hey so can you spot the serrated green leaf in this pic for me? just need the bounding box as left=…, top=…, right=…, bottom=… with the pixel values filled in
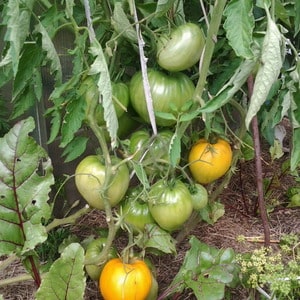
left=35, top=22, right=62, bottom=83
left=0, top=0, right=35, bottom=74
left=200, top=59, right=257, bottom=113
left=35, top=243, right=86, bottom=300
left=199, top=201, right=225, bottom=224
left=89, top=40, right=118, bottom=147
left=10, top=85, right=36, bottom=119
left=224, top=0, right=254, bottom=58
left=0, top=117, right=54, bottom=255
left=131, top=162, right=150, bottom=190
left=62, top=136, right=89, bottom=162
left=112, top=3, right=137, bottom=43
left=60, top=97, right=86, bottom=148
left=245, top=9, right=284, bottom=128
left=155, top=0, right=176, bottom=16
left=12, top=43, right=42, bottom=100
left=137, top=223, right=176, bottom=254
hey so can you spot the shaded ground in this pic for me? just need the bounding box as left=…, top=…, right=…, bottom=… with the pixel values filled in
left=1, top=133, right=299, bottom=299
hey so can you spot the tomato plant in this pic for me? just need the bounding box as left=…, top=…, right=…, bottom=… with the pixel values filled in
left=85, top=237, right=118, bottom=281
left=120, top=188, right=155, bottom=232
left=189, top=183, right=208, bottom=210
left=148, top=180, right=193, bottom=231
left=99, top=257, right=152, bottom=300
left=129, top=69, right=195, bottom=126
left=75, top=155, right=130, bottom=210
left=156, top=23, right=205, bottom=72
left=129, top=129, right=173, bottom=176
left=188, top=138, right=233, bottom=184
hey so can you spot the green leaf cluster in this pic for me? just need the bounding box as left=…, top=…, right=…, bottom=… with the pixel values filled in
left=167, top=236, right=239, bottom=300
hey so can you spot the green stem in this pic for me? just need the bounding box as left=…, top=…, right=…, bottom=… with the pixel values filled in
left=46, top=206, right=91, bottom=232
left=0, top=255, right=18, bottom=272
left=0, top=273, right=44, bottom=287
left=194, top=0, right=227, bottom=106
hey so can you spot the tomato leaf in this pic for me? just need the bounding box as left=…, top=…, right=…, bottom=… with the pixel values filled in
left=89, top=40, right=118, bottom=147
left=223, top=0, right=254, bottom=59
left=112, top=3, right=137, bottom=43
left=199, top=201, right=225, bottom=224
left=35, top=243, right=86, bottom=300
left=0, top=0, right=35, bottom=74
left=62, top=136, right=89, bottom=163
left=0, top=117, right=54, bottom=256
left=155, top=0, right=176, bottom=16
left=34, top=22, right=62, bottom=83
left=60, top=96, right=86, bottom=148
left=200, top=58, right=257, bottom=113
left=245, top=8, right=284, bottom=128
left=136, top=223, right=177, bottom=254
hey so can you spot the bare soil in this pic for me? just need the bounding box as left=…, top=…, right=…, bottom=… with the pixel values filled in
left=1, top=132, right=299, bottom=300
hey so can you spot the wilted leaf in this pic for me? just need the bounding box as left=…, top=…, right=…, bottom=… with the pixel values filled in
left=89, top=40, right=118, bottom=147
left=245, top=8, right=284, bottom=128
left=112, top=3, right=137, bottom=43
left=0, top=117, right=54, bottom=255
left=35, top=243, right=86, bottom=300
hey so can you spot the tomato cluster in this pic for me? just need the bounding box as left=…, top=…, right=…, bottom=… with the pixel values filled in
left=75, top=21, right=234, bottom=300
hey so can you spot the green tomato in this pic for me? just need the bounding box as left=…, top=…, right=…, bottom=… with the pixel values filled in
left=148, top=180, right=193, bottom=231
left=129, top=69, right=195, bottom=126
left=156, top=23, right=205, bottom=72
left=120, top=188, right=155, bottom=232
left=129, top=129, right=173, bottom=176
left=81, top=76, right=129, bottom=125
left=75, top=155, right=130, bottom=210
left=189, top=183, right=208, bottom=210
left=85, top=237, right=118, bottom=281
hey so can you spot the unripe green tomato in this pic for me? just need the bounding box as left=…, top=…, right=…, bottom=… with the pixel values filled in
left=75, top=155, right=130, bottom=210
left=156, top=23, right=205, bottom=72
left=129, top=129, right=174, bottom=176
left=148, top=180, right=193, bottom=231
left=85, top=237, right=118, bottom=281
left=189, top=183, right=208, bottom=210
left=81, top=77, right=129, bottom=125
left=120, top=188, right=155, bottom=232
left=129, top=69, right=195, bottom=126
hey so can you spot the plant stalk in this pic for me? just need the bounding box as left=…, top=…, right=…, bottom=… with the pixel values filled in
left=194, top=0, right=227, bottom=107
left=247, top=75, right=270, bottom=247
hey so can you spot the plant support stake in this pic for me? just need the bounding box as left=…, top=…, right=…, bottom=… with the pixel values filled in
left=247, top=75, right=270, bottom=247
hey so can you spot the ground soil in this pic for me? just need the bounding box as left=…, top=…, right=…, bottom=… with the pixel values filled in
left=1, top=127, right=299, bottom=300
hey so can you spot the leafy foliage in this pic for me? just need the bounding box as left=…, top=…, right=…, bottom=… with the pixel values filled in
left=0, top=117, right=54, bottom=256
left=35, top=243, right=86, bottom=300
left=166, top=236, right=239, bottom=300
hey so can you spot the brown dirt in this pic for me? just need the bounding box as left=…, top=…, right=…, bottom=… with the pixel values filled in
left=1, top=133, right=299, bottom=300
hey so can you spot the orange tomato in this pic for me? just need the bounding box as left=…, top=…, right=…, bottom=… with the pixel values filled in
left=188, top=138, right=232, bottom=184
left=99, top=258, right=152, bottom=300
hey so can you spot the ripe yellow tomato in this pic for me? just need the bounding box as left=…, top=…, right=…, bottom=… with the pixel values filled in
left=188, top=138, right=232, bottom=184
left=99, top=258, right=152, bottom=300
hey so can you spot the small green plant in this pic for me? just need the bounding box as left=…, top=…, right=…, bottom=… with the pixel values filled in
left=237, top=234, right=300, bottom=299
